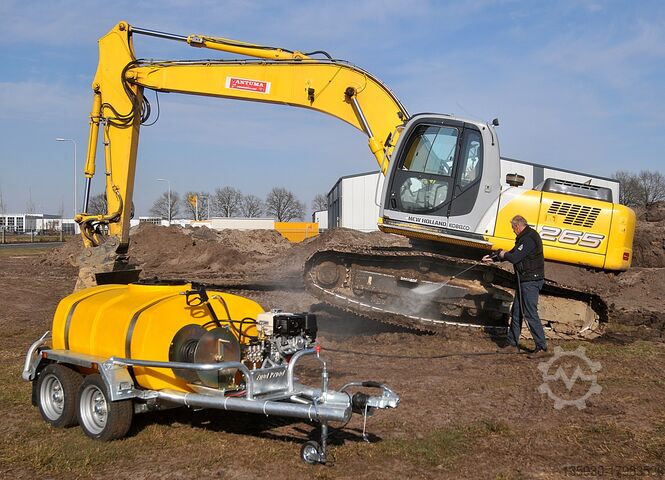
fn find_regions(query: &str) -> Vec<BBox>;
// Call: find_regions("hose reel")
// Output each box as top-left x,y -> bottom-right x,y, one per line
169,324 -> 241,388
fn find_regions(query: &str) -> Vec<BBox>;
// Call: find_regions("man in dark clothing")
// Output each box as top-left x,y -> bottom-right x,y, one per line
482,215 -> 548,358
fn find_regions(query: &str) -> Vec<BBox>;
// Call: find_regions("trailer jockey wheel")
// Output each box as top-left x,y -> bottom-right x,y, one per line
300,440 -> 323,464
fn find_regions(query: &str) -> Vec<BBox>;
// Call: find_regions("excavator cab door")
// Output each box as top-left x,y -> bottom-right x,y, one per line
383,117 -> 487,233
389,122 -> 459,215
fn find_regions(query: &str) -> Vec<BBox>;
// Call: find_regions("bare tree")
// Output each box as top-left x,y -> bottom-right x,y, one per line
198,195 -> 211,220
637,170 -> 665,206
0,187 -> 5,215
240,194 -> 264,217
612,170 -> 665,207
151,191 -> 181,220
312,193 -> 328,211
265,187 -> 305,221
212,186 -> 243,217
612,170 -> 642,207
87,193 -> 108,215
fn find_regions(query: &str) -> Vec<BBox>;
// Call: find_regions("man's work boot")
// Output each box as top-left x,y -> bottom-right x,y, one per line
527,347 -> 550,359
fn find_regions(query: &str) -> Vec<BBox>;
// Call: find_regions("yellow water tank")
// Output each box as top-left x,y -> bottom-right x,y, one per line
51,282 -> 264,392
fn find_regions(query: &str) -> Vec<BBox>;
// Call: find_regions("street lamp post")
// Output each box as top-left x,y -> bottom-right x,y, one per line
55,138 -> 77,218
157,178 -> 171,225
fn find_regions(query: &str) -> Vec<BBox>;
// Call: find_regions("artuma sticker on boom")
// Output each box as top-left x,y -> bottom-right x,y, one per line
225,76 -> 271,94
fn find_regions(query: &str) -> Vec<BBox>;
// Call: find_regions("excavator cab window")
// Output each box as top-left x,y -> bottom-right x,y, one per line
459,135 -> 481,187
388,121 -> 484,217
391,124 -> 459,213
401,125 -> 458,176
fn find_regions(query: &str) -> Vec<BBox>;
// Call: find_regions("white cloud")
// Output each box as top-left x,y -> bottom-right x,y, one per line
540,20 -> 665,83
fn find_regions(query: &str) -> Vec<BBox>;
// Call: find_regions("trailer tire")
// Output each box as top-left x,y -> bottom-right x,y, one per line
77,374 -> 133,441
36,364 -> 83,428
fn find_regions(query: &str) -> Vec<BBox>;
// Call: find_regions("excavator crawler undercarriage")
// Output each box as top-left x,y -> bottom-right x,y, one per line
304,247 -> 607,340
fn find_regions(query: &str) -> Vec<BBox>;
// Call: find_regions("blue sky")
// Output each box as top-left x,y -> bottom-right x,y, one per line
1,0 -> 663,217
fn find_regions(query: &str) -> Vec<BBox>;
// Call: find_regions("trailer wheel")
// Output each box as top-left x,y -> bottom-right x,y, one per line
36,364 -> 83,428
77,374 -> 133,441
300,440 -> 322,464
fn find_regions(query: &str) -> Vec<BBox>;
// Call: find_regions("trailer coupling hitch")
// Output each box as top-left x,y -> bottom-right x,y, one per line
348,380 -> 400,413
343,381 -> 400,442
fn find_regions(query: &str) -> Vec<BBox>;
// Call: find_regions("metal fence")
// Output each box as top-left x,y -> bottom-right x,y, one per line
0,230 -> 75,244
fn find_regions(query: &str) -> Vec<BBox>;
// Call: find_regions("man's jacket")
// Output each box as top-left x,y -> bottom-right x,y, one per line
503,225 -> 544,281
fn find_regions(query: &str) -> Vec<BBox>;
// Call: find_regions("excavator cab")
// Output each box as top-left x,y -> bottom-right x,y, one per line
379,114 -> 502,249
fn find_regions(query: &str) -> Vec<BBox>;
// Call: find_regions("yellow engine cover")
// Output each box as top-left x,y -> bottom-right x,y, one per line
51,283 -> 264,392
489,190 -> 635,271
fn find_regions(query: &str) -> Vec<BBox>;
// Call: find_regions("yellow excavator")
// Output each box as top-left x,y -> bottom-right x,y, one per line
74,22 -> 635,339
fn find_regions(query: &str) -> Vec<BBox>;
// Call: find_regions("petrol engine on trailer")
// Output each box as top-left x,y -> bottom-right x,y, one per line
169,305 -> 318,391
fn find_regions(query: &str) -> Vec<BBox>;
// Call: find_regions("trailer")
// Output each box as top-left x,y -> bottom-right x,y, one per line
23,282 -> 399,464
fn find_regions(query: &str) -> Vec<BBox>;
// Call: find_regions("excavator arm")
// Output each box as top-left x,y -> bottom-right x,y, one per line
78,22 -> 408,255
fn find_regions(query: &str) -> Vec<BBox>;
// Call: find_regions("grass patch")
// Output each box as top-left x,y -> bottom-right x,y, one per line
642,422 -> 665,459
558,422 -> 635,457
600,376 -> 665,388
480,418 -> 511,435
368,419 -> 511,469
0,245 -> 58,257
0,358 -> 33,408
559,339 -> 663,362
0,429 -> 142,476
379,427 -> 469,467
559,421 -> 665,464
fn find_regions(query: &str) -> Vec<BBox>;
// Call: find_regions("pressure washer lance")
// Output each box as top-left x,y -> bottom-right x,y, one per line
445,260 -> 485,284
411,259 -> 484,296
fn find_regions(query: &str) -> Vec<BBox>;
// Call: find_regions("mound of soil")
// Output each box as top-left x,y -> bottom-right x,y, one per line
632,202 -> 665,268
39,207 -> 665,338
255,227 -> 410,281
41,235 -> 84,268
129,224 -> 292,278
41,223 -> 293,277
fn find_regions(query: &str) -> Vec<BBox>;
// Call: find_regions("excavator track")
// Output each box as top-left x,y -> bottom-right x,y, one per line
303,246 -> 608,340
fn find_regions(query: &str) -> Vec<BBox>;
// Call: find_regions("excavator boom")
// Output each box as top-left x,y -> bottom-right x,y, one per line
79,21 -> 407,251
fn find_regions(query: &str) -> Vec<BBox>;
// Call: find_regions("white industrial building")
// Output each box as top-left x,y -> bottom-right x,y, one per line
0,213 -> 71,233
312,210 -> 328,230
326,171 -> 382,233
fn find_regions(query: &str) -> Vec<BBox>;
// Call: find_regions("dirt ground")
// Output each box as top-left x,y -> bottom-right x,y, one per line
2,204 -> 665,479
